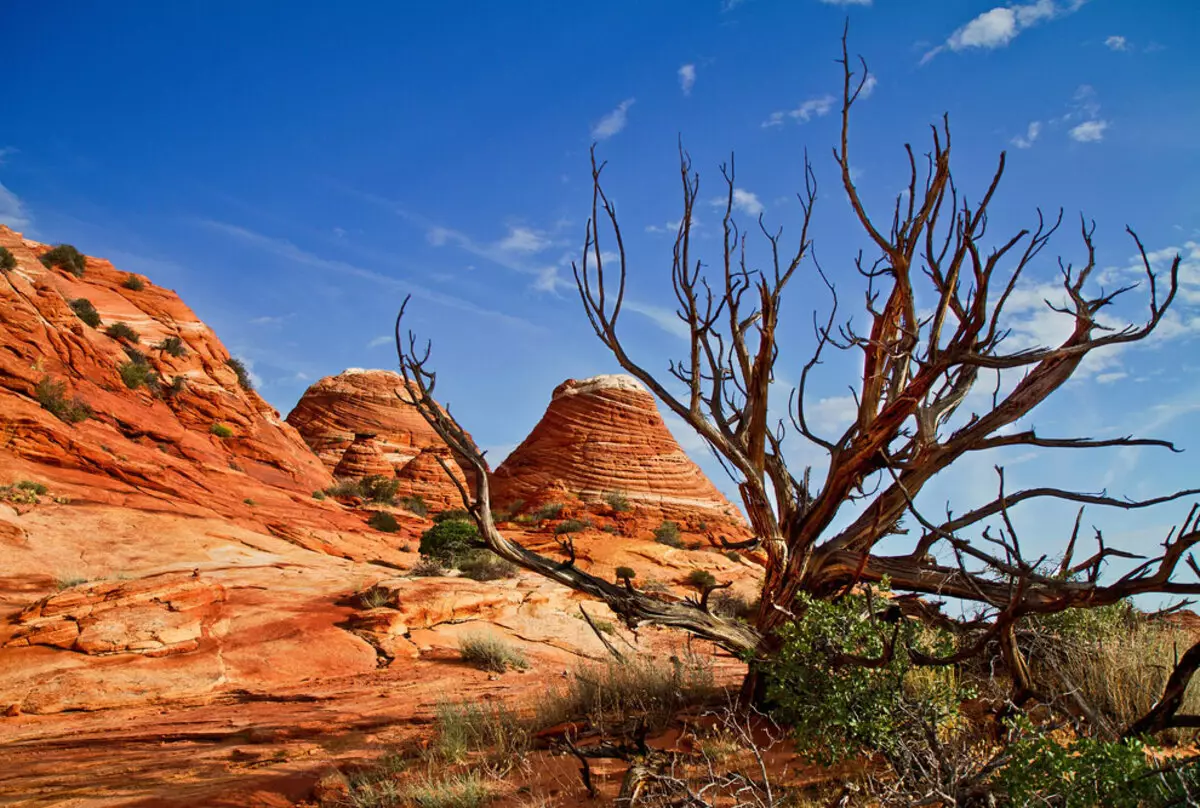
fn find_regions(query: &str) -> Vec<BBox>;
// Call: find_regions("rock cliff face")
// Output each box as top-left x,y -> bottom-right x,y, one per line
0,226 -> 335,520
287,369 -> 480,507
490,374 -> 746,526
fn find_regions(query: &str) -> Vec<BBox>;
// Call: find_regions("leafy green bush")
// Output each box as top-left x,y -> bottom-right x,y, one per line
766,588 -> 965,763
312,490 -> 326,500
458,633 -> 527,673
323,478 -> 362,498
35,377 -> 92,423
104,322 -> 139,342
402,771 -> 494,808
529,502 -> 565,522
605,490 -> 631,512
431,699 -> 528,764
156,336 -> 186,357
458,550 -> 519,581
412,557 -> 446,577
225,356 -> 253,390
685,569 -> 717,590
399,494 -> 428,517
360,474 -> 400,504
68,298 -> 101,328
210,422 -> 234,438
654,520 -> 683,547
723,549 -> 742,563
367,511 -> 400,533
121,274 -> 144,291
118,359 -> 157,390
419,518 -> 481,566
0,246 -> 16,272
163,375 -> 187,396
555,518 -> 591,535
55,574 -> 89,590
40,244 -> 86,276
434,508 -> 471,523
615,566 -> 636,583
993,714 -> 1198,807
0,480 -> 49,505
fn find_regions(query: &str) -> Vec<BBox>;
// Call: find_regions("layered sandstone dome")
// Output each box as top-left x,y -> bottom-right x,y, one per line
287,369 -> 480,505
0,226 -> 336,520
491,374 -> 745,525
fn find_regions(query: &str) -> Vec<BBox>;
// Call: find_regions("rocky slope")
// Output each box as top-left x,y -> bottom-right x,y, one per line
491,375 -> 747,530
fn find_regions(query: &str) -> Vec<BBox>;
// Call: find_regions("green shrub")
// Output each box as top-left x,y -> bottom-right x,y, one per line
765,588 -> 965,764
431,699 -> 528,764
399,494 -> 428,517
312,490 -> 326,500
357,586 -> 393,610
225,356 -> 253,390
360,474 -> 400,504
993,714 -> 1198,807
40,244 -> 86,276
412,557 -> 446,577
458,633 -> 527,673
0,480 -> 49,505
104,322 -> 139,343
420,518 -> 481,566
323,478 -> 362,498
163,375 -> 187,396
555,518 -> 590,535
710,591 -> 756,620
653,520 -> 683,547
0,246 -> 16,272
210,422 -> 234,438
68,298 -> 101,328
121,274 -> 144,291
403,771 -> 494,808
118,359 -> 157,390
55,574 -> 89,590
529,502 -> 564,522
605,490 -> 631,512
685,569 -> 717,590
458,550 -> 519,581
35,377 -> 92,423
434,508 -> 471,523
156,336 -> 186,358
367,511 -> 400,533
615,566 -> 636,583
724,549 -> 742,563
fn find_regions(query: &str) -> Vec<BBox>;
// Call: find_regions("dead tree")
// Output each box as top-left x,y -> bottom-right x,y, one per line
394,32 -> 1199,715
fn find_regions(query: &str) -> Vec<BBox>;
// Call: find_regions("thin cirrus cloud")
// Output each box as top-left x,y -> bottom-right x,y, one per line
762,94 -> 834,128
591,98 -> 635,140
1069,119 -> 1108,142
1011,120 -> 1042,148
1104,35 -> 1128,51
678,64 -> 696,96
921,0 -> 1088,65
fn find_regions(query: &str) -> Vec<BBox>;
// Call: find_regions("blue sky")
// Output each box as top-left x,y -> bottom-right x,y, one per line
3,1 -> 1198,581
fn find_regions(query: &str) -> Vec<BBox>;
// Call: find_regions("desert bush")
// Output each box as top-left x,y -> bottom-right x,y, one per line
156,335 -> 186,357
209,422 -> 233,438
104,321 -> 140,342
458,633 -> 527,673
710,590 -> 756,620
312,490 -> 326,500
324,478 -> 362,498
0,246 -> 15,272
528,502 -> 564,523
420,519 -> 481,566
489,499 -> 523,523
766,589 -> 965,764
55,574 -> 88,590
434,508 -> 471,523
163,375 -> 187,396
399,494 -> 428,517
723,549 -> 741,563
653,520 -> 683,547
35,377 -> 92,423
360,474 -> 400,504
432,699 -> 528,764
68,298 -> 101,328
411,557 -> 446,577
40,244 -> 86,276
403,771 -> 494,808
457,551 -> 518,581
0,480 -> 49,505
121,274 -> 144,291
538,650 -> 716,733
615,566 -> 636,584
225,356 -> 254,390
118,359 -> 156,390
554,518 -> 590,535
685,569 -> 717,590
368,511 -> 400,533
605,490 -> 631,512
357,586 -> 393,610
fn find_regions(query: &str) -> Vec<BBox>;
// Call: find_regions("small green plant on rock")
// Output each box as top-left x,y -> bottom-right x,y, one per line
210,422 -> 234,438
458,633 -> 528,673
118,359 -> 157,390
225,356 -> 254,390
40,244 -> 86,276
156,335 -> 186,357
312,490 -> 326,500
685,569 -> 717,590
555,518 -> 590,535
0,246 -> 17,272
653,520 -> 683,548
68,298 -> 101,328
35,377 -> 92,423
457,551 -> 519,581
399,494 -> 428,517
360,474 -> 400,504
615,566 -> 637,586
419,518 -> 481,566
529,502 -> 564,523
105,322 -> 140,343
367,511 -> 400,533
122,274 -> 145,291
0,480 -> 49,505
605,490 -> 631,512
55,574 -> 88,590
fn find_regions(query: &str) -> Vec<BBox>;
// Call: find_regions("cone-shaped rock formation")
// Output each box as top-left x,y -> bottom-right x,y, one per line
490,374 -> 745,525
332,433 -> 394,479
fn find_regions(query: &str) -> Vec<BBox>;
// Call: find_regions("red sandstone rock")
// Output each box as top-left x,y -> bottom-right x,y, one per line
331,432 -> 395,479
491,375 -> 747,529
393,445 -> 470,511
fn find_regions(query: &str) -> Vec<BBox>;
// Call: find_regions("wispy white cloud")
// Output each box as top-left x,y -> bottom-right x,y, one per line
496,225 -> 551,253
762,94 -> 834,128
592,98 -> 635,140
367,335 -> 392,349
199,220 -> 541,332
710,189 -> 764,217
1069,119 -> 1108,142
249,314 -> 289,326
1011,120 -> 1042,148
624,301 -> 689,339
720,0 -> 748,11
858,74 -> 878,99
819,0 -> 871,5
678,64 -> 696,96
0,181 -> 32,231
1104,35 -> 1128,51
922,0 -> 1087,64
